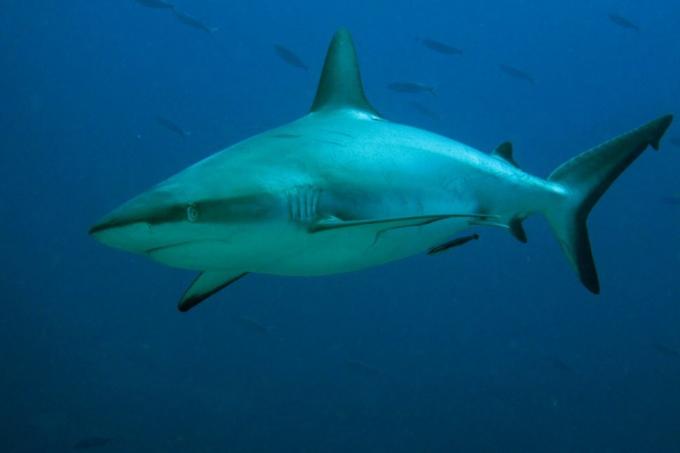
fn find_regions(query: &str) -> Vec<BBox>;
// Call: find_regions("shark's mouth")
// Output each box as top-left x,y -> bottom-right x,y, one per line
144,240 -> 199,255
145,239 -> 231,255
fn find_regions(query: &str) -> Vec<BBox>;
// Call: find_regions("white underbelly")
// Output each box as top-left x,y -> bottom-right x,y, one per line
256,217 -> 473,276
146,216 -> 475,275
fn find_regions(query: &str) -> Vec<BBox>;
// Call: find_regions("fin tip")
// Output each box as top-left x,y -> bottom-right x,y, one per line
310,28 -> 380,116
648,114 -> 673,150
583,277 -> 601,295
509,218 -> 528,243
492,142 -> 519,167
177,272 -> 247,312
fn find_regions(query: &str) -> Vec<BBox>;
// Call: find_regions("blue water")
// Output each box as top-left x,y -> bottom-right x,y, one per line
2,1 -> 679,451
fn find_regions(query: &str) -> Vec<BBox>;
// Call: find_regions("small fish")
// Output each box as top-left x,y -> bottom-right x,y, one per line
408,101 -> 440,121
543,357 -> 575,375
172,9 -> 219,34
499,64 -> 535,84
608,13 -> 640,32
388,82 -> 436,96
428,233 -> 479,255
156,116 -> 190,138
134,0 -> 174,8
236,316 -> 270,336
274,45 -> 308,71
420,38 -> 463,56
73,437 -> 112,449
651,342 -> 680,358
345,359 -> 383,376
660,195 -> 680,206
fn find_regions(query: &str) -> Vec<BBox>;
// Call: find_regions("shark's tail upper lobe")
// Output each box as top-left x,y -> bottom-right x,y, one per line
543,114 -> 673,293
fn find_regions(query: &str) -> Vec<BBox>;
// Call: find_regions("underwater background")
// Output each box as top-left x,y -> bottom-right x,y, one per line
1,0 -> 679,451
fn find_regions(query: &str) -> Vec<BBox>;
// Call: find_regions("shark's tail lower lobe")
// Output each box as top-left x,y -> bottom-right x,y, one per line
544,114 -> 672,293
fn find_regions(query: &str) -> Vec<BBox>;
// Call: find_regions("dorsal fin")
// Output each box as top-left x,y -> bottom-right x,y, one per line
492,142 -> 519,168
310,29 -> 380,116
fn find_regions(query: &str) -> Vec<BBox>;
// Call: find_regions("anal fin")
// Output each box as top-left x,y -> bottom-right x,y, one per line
178,271 -> 248,312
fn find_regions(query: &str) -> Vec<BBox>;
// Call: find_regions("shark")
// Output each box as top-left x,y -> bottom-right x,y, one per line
89,29 -> 673,312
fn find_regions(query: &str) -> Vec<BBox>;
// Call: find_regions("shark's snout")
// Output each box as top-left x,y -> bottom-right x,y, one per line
89,189 -> 183,253
89,210 -> 141,236
89,205 -> 154,253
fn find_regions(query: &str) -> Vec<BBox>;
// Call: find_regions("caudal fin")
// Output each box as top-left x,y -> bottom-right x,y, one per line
545,114 -> 673,293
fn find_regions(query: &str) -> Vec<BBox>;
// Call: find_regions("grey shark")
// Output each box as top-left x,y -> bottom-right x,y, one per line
90,29 -> 673,312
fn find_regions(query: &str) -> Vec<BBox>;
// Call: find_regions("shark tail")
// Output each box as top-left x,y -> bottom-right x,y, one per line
544,114 -> 672,294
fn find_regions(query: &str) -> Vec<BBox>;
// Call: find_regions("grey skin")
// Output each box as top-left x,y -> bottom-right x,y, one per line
388,82 -> 436,95
608,13 -> 640,32
274,45 -> 308,71
172,8 -> 218,34
499,64 -> 535,84
420,38 -> 463,56
134,0 -> 173,8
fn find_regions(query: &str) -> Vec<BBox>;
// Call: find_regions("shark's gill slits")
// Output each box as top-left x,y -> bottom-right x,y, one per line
287,186 -> 320,223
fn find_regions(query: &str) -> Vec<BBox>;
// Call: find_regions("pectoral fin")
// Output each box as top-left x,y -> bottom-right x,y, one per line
308,213 -> 491,234
178,271 -> 248,312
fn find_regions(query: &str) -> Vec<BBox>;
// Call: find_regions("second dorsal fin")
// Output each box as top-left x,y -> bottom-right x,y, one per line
310,29 -> 380,117
492,142 -> 519,168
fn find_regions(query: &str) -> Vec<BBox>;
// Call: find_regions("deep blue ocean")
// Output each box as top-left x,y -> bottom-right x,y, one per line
2,1 -> 679,451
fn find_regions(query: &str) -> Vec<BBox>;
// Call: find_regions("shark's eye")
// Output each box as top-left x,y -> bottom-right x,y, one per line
186,204 -> 199,223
